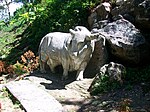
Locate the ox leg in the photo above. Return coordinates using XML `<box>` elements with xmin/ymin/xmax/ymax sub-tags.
<box><xmin>62</xmin><ymin>62</ymin><xmax>69</xmax><ymax>80</ymax></box>
<box><xmin>47</xmin><ymin>59</ymin><xmax>55</xmax><ymax>73</ymax></box>
<box><xmin>76</xmin><ymin>62</ymin><xmax>87</xmax><ymax>80</ymax></box>
<box><xmin>40</xmin><ymin>60</ymin><xmax>47</xmax><ymax>73</ymax></box>
<box><xmin>76</xmin><ymin>70</ymin><xmax>84</xmax><ymax>81</ymax></box>
<box><xmin>49</xmin><ymin>65</ymin><xmax>55</xmax><ymax>73</ymax></box>
<box><xmin>39</xmin><ymin>53</ymin><xmax>48</xmax><ymax>73</ymax></box>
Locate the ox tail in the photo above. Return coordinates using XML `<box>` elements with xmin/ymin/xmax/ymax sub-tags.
<box><xmin>38</xmin><ymin>36</ymin><xmax>47</xmax><ymax>60</ymax></box>
<box><xmin>38</xmin><ymin>36</ymin><xmax>51</xmax><ymax>73</ymax></box>
<box><xmin>38</xmin><ymin>38</ymin><xmax>43</xmax><ymax>60</ymax></box>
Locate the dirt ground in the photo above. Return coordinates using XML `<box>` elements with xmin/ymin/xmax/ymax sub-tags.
<box><xmin>0</xmin><ymin>70</ymin><xmax>150</xmax><ymax>112</ymax></box>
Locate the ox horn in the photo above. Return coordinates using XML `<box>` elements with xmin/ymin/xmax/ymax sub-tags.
<box><xmin>69</xmin><ymin>29</ymin><xmax>76</xmax><ymax>35</ymax></box>
<box><xmin>90</xmin><ymin>33</ymin><xmax>106</xmax><ymax>46</ymax></box>
<box><xmin>90</xmin><ymin>32</ymin><xmax>106</xmax><ymax>39</ymax></box>
<box><xmin>89</xmin><ymin>33</ymin><xmax>100</xmax><ymax>40</ymax></box>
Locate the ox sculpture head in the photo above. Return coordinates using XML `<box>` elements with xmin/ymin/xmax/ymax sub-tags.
<box><xmin>69</xmin><ymin>26</ymin><xmax>99</xmax><ymax>57</ymax></box>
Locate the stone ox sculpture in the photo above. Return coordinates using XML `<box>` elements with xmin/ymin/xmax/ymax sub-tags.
<box><xmin>38</xmin><ymin>26</ymin><xmax>99</xmax><ymax>80</ymax></box>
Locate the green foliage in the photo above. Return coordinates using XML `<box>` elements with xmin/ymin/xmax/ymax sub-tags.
<box><xmin>125</xmin><ymin>66</ymin><xmax>150</xmax><ymax>83</ymax></box>
<box><xmin>37</xmin><ymin>0</ymin><xmax>91</xmax><ymax>32</ymax></box>
<box><xmin>13</xmin><ymin>62</ymin><xmax>27</xmax><ymax>75</ymax></box>
<box><xmin>16</xmin><ymin>0</ymin><xmax>96</xmax><ymax>52</ymax></box>
<box><xmin>1</xmin><ymin>0</ymin><xmax>96</xmax><ymax>51</ymax></box>
<box><xmin>0</xmin><ymin>31</ymin><xmax>16</xmax><ymax>59</ymax></box>
<box><xmin>0</xmin><ymin>0</ymin><xmax>97</xmax><ymax>64</ymax></box>
<box><xmin>90</xmin><ymin>73</ymin><xmax>121</xmax><ymax>95</ymax></box>
<box><xmin>0</xmin><ymin>2</ymin><xmax>45</xmax><ymax>31</ymax></box>
<box><xmin>14</xmin><ymin>3</ymin><xmax>45</xmax><ymax>24</ymax></box>
<box><xmin>0</xmin><ymin>21</ymin><xmax>6</xmax><ymax>30</ymax></box>
<box><xmin>91</xmin><ymin>65</ymin><xmax>150</xmax><ymax>95</ymax></box>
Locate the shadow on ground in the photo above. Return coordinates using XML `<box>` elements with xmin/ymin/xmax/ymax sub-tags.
<box><xmin>77</xmin><ymin>85</ymin><xmax>150</xmax><ymax>112</ymax></box>
<box><xmin>27</xmin><ymin>71</ymin><xmax>74</xmax><ymax>90</ymax></box>
<box><xmin>25</xmin><ymin>69</ymin><xmax>150</xmax><ymax>112</ymax></box>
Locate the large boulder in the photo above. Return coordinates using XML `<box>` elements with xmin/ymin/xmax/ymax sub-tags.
<box><xmin>92</xmin><ymin>18</ymin><xmax>150</xmax><ymax>65</ymax></box>
<box><xmin>111</xmin><ymin>0</ymin><xmax>150</xmax><ymax>30</ymax></box>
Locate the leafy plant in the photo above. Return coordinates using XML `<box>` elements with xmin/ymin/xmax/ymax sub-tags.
<box><xmin>13</xmin><ymin>61</ymin><xmax>27</xmax><ymax>75</ymax></box>
<box><xmin>89</xmin><ymin>73</ymin><xmax>122</xmax><ymax>95</ymax></box>
<box><xmin>125</xmin><ymin>66</ymin><xmax>150</xmax><ymax>83</ymax></box>
<box><xmin>118</xmin><ymin>99</ymin><xmax>132</xmax><ymax>112</ymax></box>
<box><xmin>0</xmin><ymin>21</ymin><xmax>6</xmax><ymax>30</ymax></box>
<box><xmin>15</xmin><ymin>3</ymin><xmax>45</xmax><ymax>25</ymax></box>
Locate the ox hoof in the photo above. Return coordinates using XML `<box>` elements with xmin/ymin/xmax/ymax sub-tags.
<box><xmin>61</xmin><ymin>76</ymin><xmax>68</xmax><ymax>80</ymax></box>
<box><xmin>76</xmin><ymin>77</ymin><xmax>83</xmax><ymax>81</ymax></box>
<box><xmin>76</xmin><ymin>74</ymin><xmax>83</xmax><ymax>81</ymax></box>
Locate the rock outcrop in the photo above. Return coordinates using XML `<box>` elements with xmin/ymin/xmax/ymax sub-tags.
<box><xmin>112</xmin><ymin>0</ymin><xmax>150</xmax><ymax>30</ymax></box>
<box><xmin>88</xmin><ymin>0</ymin><xmax>150</xmax><ymax>66</ymax></box>
<box><xmin>88</xmin><ymin>2</ymin><xmax>112</xmax><ymax>29</ymax></box>
<box><xmin>92</xmin><ymin>18</ymin><xmax>149</xmax><ymax>65</ymax></box>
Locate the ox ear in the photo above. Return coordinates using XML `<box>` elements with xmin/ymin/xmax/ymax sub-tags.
<box><xmin>88</xmin><ymin>33</ymin><xmax>100</xmax><ymax>40</ymax></box>
<box><xmin>90</xmin><ymin>33</ymin><xmax>106</xmax><ymax>39</ymax></box>
<box><xmin>90</xmin><ymin>33</ymin><xmax>106</xmax><ymax>46</ymax></box>
<box><xmin>69</xmin><ymin>29</ymin><xmax>76</xmax><ymax>36</ymax></box>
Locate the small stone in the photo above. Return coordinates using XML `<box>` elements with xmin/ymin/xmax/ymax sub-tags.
<box><xmin>99</xmin><ymin>110</ymin><xmax>105</xmax><ymax>112</ymax></box>
<box><xmin>110</xmin><ymin>110</ymin><xmax>118</xmax><ymax>112</ymax></box>
<box><xmin>0</xmin><ymin>84</ymin><xmax>5</xmax><ymax>91</ymax></box>
<box><xmin>0</xmin><ymin>77</ymin><xmax>3</xmax><ymax>81</ymax></box>
<box><xmin>140</xmin><ymin>109</ymin><xmax>147</xmax><ymax>112</ymax></box>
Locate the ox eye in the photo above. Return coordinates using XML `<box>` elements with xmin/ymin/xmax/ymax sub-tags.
<box><xmin>74</xmin><ymin>29</ymin><xmax>78</xmax><ymax>31</ymax></box>
<box><xmin>74</xmin><ymin>27</ymin><xmax>82</xmax><ymax>31</ymax></box>
<box><xmin>77</xmin><ymin>42</ymin><xmax>84</xmax><ymax>47</ymax></box>
<box><xmin>78</xmin><ymin>42</ymin><xmax>84</xmax><ymax>45</ymax></box>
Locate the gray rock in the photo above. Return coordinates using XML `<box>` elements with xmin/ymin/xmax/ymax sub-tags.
<box><xmin>88</xmin><ymin>2</ymin><xmax>112</xmax><ymax>29</ymax></box>
<box><xmin>116</xmin><ymin>0</ymin><xmax>127</xmax><ymax>6</ymax></box>
<box><xmin>99</xmin><ymin>62</ymin><xmax>126</xmax><ymax>83</ymax></box>
<box><xmin>111</xmin><ymin>0</ymin><xmax>150</xmax><ymax>29</ymax></box>
<box><xmin>94</xmin><ymin>18</ymin><xmax>149</xmax><ymax>65</ymax></box>
<box><xmin>88</xmin><ymin>62</ymin><xmax>126</xmax><ymax>93</ymax></box>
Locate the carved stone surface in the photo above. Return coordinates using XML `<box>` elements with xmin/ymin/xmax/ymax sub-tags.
<box><xmin>39</xmin><ymin>26</ymin><xmax>98</xmax><ymax>80</ymax></box>
<box><xmin>6</xmin><ymin>80</ymin><xmax>63</xmax><ymax>112</ymax></box>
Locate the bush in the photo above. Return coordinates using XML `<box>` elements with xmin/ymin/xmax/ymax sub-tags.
<box><xmin>125</xmin><ymin>66</ymin><xmax>150</xmax><ymax>83</ymax></box>
<box><xmin>89</xmin><ymin>73</ymin><xmax>122</xmax><ymax>95</ymax></box>
<box><xmin>89</xmin><ymin>65</ymin><xmax>150</xmax><ymax>95</ymax></box>
<box><xmin>15</xmin><ymin>0</ymin><xmax>97</xmax><ymax>52</ymax></box>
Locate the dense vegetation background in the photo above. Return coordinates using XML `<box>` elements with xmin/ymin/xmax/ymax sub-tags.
<box><xmin>0</xmin><ymin>0</ymin><xmax>150</xmax><ymax>95</ymax></box>
<box><xmin>0</xmin><ymin>0</ymin><xmax>99</xmax><ymax>62</ymax></box>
